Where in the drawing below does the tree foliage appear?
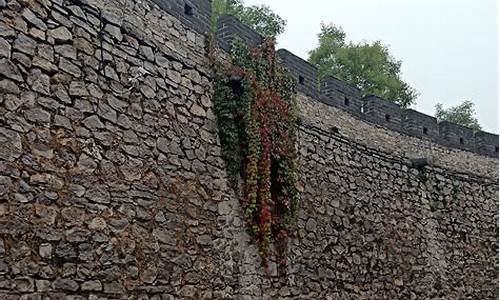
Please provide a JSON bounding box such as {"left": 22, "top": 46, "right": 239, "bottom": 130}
{"left": 435, "top": 100, "right": 482, "bottom": 131}
{"left": 308, "top": 23, "right": 418, "bottom": 107}
{"left": 211, "top": 0, "right": 286, "bottom": 37}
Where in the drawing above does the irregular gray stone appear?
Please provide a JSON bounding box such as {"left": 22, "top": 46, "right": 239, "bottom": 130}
{"left": 88, "top": 217, "right": 106, "bottom": 231}
{"left": 4, "top": 94, "right": 24, "bottom": 110}
{"left": 0, "top": 23, "right": 14, "bottom": 37}
{"left": 167, "top": 69, "right": 181, "bottom": 84}
{"left": 196, "top": 235, "right": 212, "bottom": 246}
{"left": 97, "top": 102, "right": 117, "bottom": 123}
{"left": 54, "top": 84, "right": 71, "bottom": 104}
{"left": 82, "top": 115, "right": 105, "bottom": 131}
{"left": 37, "top": 44, "right": 54, "bottom": 61}
{"left": 120, "top": 157, "right": 143, "bottom": 181}
{"left": 140, "top": 84, "right": 155, "bottom": 98}
{"left": 108, "top": 218, "right": 128, "bottom": 233}
{"left": 81, "top": 280, "right": 102, "bottom": 291}
{"left": 14, "top": 193, "right": 28, "bottom": 203}
{"left": 85, "top": 185, "right": 110, "bottom": 204}
{"left": 59, "top": 57, "right": 81, "bottom": 78}
{"left": 157, "top": 137, "right": 183, "bottom": 155}
{"left": 37, "top": 96, "right": 60, "bottom": 111}
{"left": 190, "top": 103, "right": 206, "bottom": 117}
{"left": 0, "top": 79, "right": 20, "bottom": 94}
{"left": 22, "top": 8, "right": 47, "bottom": 30}
{"left": 104, "top": 24, "right": 122, "bottom": 41}
{"left": 0, "top": 58, "right": 23, "bottom": 81}
{"left": 306, "top": 218, "right": 317, "bottom": 232}
{"left": 107, "top": 95, "right": 127, "bottom": 112}
{"left": 24, "top": 107, "right": 50, "bottom": 123}
{"left": 13, "top": 34, "right": 36, "bottom": 55}
{"left": 28, "top": 69, "right": 50, "bottom": 95}
{"left": 29, "top": 27, "right": 45, "bottom": 40}
{"left": 32, "top": 143, "right": 54, "bottom": 159}
{"left": 152, "top": 229, "right": 176, "bottom": 246}
{"left": 48, "top": 26, "right": 73, "bottom": 42}
{"left": 0, "top": 37, "right": 10, "bottom": 58}
{"left": 117, "top": 114, "right": 132, "bottom": 129}
{"left": 69, "top": 81, "right": 89, "bottom": 96}
{"left": 32, "top": 57, "right": 58, "bottom": 73}
{"left": 35, "top": 280, "right": 51, "bottom": 292}
{"left": 77, "top": 154, "right": 98, "bottom": 173}
{"left": 104, "top": 65, "right": 119, "bottom": 81}
{"left": 54, "top": 115, "right": 72, "bottom": 129}
{"left": 69, "top": 184, "right": 86, "bottom": 197}
{"left": 103, "top": 282, "right": 123, "bottom": 294}
{"left": 39, "top": 243, "right": 52, "bottom": 258}
{"left": 52, "top": 278, "right": 79, "bottom": 291}
{"left": 73, "top": 38, "right": 94, "bottom": 55}
{"left": 139, "top": 45, "right": 154, "bottom": 60}
{"left": 55, "top": 44, "right": 77, "bottom": 59}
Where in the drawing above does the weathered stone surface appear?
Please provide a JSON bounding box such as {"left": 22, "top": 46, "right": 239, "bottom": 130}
{"left": 69, "top": 81, "right": 89, "bottom": 96}
{"left": 0, "top": 1, "right": 496, "bottom": 300}
{"left": 59, "top": 57, "right": 81, "bottom": 77}
{"left": 39, "top": 243, "right": 52, "bottom": 258}
{"left": 22, "top": 8, "right": 47, "bottom": 31}
{"left": 13, "top": 34, "right": 36, "bottom": 55}
{"left": 32, "top": 57, "right": 58, "bottom": 73}
{"left": 55, "top": 44, "right": 77, "bottom": 59}
{"left": 48, "top": 27, "right": 73, "bottom": 42}
{"left": 0, "top": 79, "right": 20, "bottom": 94}
{"left": 82, "top": 115, "right": 104, "bottom": 130}
{"left": 0, "top": 128, "right": 22, "bottom": 161}
{"left": 0, "top": 37, "right": 10, "bottom": 58}
{"left": 0, "top": 58, "right": 23, "bottom": 81}
{"left": 52, "top": 278, "right": 78, "bottom": 291}
{"left": 104, "top": 24, "right": 122, "bottom": 41}
{"left": 81, "top": 280, "right": 102, "bottom": 291}
{"left": 24, "top": 107, "right": 50, "bottom": 123}
{"left": 28, "top": 69, "right": 50, "bottom": 95}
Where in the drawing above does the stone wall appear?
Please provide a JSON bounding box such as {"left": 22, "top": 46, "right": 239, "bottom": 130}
{"left": 0, "top": 0, "right": 498, "bottom": 299}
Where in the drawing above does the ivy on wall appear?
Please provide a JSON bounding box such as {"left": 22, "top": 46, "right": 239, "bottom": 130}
{"left": 212, "top": 38, "right": 300, "bottom": 272}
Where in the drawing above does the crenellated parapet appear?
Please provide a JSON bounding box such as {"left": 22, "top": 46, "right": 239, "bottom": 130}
{"left": 362, "top": 94, "right": 403, "bottom": 132}
{"left": 212, "top": 14, "right": 498, "bottom": 158}
{"left": 439, "top": 121, "right": 475, "bottom": 151}
{"left": 216, "top": 14, "right": 263, "bottom": 52}
{"left": 475, "top": 131, "right": 499, "bottom": 157}
{"left": 150, "top": 0, "right": 212, "bottom": 34}
{"left": 320, "top": 76, "right": 363, "bottom": 117}
{"left": 276, "top": 49, "right": 319, "bottom": 99}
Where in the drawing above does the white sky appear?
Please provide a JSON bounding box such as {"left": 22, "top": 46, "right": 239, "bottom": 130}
{"left": 245, "top": 0, "right": 499, "bottom": 133}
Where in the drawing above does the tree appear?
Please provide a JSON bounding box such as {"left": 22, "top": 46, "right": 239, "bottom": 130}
{"left": 435, "top": 100, "right": 482, "bottom": 131}
{"left": 308, "top": 23, "right": 418, "bottom": 107}
{"left": 211, "top": 0, "right": 286, "bottom": 38}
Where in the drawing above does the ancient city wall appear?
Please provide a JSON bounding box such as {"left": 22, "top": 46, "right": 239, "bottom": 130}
{"left": 0, "top": 0, "right": 498, "bottom": 299}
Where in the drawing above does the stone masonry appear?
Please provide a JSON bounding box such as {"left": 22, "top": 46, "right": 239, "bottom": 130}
{"left": 0, "top": 0, "right": 498, "bottom": 299}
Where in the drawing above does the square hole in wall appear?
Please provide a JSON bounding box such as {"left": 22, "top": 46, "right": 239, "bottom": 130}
{"left": 495, "top": 146, "right": 498, "bottom": 153}
{"left": 344, "top": 96, "right": 349, "bottom": 106}
{"left": 423, "top": 127, "right": 428, "bottom": 135}
{"left": 385, "top": 114, "right": 391, "bottom": 122}
{"left": 459, "top": 137, "right": 464, "bottom": 144}
{"left": 298, "top": 75, "right": 305, "bottom": 85}
{"left": 184, "top": 3, "right": 194, "bottom": 16}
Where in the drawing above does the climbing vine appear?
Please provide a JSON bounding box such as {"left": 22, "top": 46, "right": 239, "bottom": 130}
{"left": 212, "top": 38, "right": 300, "bottom": 272}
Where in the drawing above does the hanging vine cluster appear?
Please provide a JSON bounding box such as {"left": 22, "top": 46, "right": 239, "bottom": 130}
{"left": 213, "top": 38, "right": 300, "bottom": 271}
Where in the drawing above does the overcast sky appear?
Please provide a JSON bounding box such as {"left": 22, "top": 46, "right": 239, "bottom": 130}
{"left": 245, "top": 0, "right": 499, "bottom": 133}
